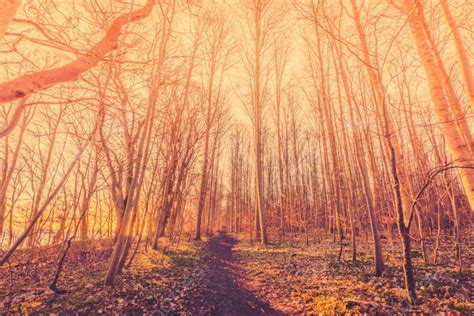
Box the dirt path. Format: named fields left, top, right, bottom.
left=2, top=234, right=471, bottom=314
left=198, top=232, right=283, bottom=316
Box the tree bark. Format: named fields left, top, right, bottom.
left=440, top=0, right=474, bottom=111
left=0, top=0, right=21, bottom=40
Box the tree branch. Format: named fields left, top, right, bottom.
left=0, top=0, right=155, bottom=105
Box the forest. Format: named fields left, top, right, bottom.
left=0, top=0, right=472, bottom=314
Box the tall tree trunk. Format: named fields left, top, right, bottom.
left=334, top=43, right=384, bottom=275
left=0, top=112, right=28, bottom=237
left=388, top=139, right=416, bottom=304
left=440, top=0, right=474, bottom=111
left=251, top=0, right=269, bottom=245
left=402, top=0, right=474, bottom=213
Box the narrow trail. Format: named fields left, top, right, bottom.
left=200, top=232, right=283, bottom=316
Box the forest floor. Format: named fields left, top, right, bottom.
left=0, top=232, right=472, bottom=314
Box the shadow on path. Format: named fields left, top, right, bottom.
left=202, top=231, right=284, bottom=316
